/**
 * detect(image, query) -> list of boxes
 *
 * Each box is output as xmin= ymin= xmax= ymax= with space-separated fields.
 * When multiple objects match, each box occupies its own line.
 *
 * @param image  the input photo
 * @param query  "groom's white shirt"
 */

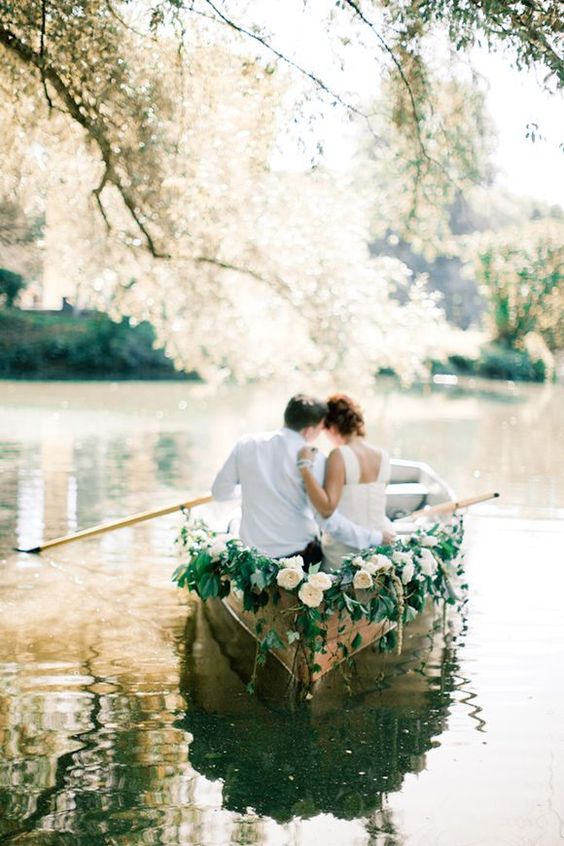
xmin=211 ymin=427 xmax=383 ymax=558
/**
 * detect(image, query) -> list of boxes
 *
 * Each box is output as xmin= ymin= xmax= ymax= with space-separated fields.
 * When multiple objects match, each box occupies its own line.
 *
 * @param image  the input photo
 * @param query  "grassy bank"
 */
xmin=0 ymin=309 xmax=196 ymax=380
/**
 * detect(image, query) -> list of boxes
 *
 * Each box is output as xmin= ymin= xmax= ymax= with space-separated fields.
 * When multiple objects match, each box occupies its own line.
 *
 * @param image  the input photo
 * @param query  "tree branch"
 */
xmin=193 ymin=0 xmax=382 ymax=139
xmin=195 ymin=255 xmax=298 ymax=308
xmin=39 ymin=0 xmax=54 ymax=111
xmin=0 ymin=24 xmax=169 ymax=258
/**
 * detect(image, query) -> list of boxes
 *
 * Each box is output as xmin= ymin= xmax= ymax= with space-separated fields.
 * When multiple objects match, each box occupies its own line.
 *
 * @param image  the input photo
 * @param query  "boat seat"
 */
xmin=385 ymin=482 xmax=428 ymax=520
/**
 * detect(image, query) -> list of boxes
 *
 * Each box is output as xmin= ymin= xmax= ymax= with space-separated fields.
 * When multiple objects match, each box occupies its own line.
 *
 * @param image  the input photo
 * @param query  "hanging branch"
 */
xmin=0 ymin=24 xmax=168 ymax=258
xmin=39 ymin=0 xmax=54 ymax=111
xmin=196 ymin=0 xmax=381 ymax=139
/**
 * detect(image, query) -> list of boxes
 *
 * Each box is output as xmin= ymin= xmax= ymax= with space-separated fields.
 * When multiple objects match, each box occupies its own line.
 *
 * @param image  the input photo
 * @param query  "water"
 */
xmin=1 ymin=378 xmax=563 ymax=845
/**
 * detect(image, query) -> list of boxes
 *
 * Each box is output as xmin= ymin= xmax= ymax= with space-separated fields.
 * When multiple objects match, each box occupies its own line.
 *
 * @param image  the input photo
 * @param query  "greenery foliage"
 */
xmin=173 ymin=517 xmax=465 ymax=691
xmin=1 ymin=2 xmax=561 ymax=383
xmin=432 ymin=344 xmax=549 ymax=383
xmin=473 ymin=222 xmax=564 ymax=350
xmin=0 ymin=268 xmax=26 ymax=307
xmin=0 ymin=309 xmax=189 ymax=378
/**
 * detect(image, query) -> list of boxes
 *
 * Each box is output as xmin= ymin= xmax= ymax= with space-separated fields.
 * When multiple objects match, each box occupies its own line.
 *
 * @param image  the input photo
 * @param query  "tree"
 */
xmin=0 ymin=267 xmax=26 ymax=307
xmin=472 ymin=219 xmax=564 ymax=350
xmin=0 ymin=1 xmax=560 ymax=379
xmin=0 ymin=1 xmax=561 ymax=258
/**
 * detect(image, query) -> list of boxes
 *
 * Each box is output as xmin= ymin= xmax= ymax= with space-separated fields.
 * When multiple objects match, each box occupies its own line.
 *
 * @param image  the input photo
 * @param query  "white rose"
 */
xmin=361 ymin=559 xmax=378 ymax=575
xmin=307 ymin=572 xmax=332 ymax=592
xmin=277 ymin=567 xmax=304 ymax=590
xmin=418 ymin=548 xmax=437 ymax=576
xmin=420 ymin=535 xmax=439 ymax=547
xmin=373 ymin=553 xmax=393 ymax=571
xmin=278 ymin=555 xmax=305 ymax=571
xmin=401 ymin=562 xmax=415 ymax=584
xmin=392 ymin=550 xmax=413 ymax=566
xmin=353 ymin=569 xmax=373 ymax=590
xmin=298 ymin=582 xmax=324 ymax=608
xmin=351 ymin=556 xmax=365 ymax=569
xmin=209 ymin=540 xmax=227 ymax=560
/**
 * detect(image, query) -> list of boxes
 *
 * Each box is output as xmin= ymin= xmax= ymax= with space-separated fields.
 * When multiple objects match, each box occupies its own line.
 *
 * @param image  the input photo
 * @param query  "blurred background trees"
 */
xmin=0 ymin=1 xmax=561 ymax=381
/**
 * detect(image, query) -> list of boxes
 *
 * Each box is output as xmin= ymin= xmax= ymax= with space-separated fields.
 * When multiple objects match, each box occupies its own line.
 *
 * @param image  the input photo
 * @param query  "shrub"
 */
xmin=0 ymin=310 xmax=191 ymax=378
xmin=0 ymin=268 xmax=26 ymax=307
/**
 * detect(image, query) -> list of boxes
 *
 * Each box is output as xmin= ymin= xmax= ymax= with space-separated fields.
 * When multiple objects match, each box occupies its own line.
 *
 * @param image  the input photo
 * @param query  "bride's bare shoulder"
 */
xmin=327 ymin=446 xmax=345 ymax=463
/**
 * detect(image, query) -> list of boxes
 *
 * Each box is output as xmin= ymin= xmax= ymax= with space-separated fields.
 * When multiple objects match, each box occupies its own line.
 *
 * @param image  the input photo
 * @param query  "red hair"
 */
xmin=324 ymin=394 xmax=366 ymax=437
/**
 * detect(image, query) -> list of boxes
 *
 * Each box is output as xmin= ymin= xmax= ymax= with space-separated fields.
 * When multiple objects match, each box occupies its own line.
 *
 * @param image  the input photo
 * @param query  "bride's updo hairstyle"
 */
xmin=324 ymin=394 xmax=366 ymax=437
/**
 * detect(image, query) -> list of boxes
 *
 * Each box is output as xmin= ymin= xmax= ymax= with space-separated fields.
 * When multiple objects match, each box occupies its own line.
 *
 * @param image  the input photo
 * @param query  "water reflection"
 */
xmin=178 ymin=602 xmax=469 ymax=825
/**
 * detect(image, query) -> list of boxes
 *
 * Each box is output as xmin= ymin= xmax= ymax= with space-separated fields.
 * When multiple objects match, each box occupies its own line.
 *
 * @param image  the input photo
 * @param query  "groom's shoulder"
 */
xmin=236 ymin=429 xmax=278 ymax=448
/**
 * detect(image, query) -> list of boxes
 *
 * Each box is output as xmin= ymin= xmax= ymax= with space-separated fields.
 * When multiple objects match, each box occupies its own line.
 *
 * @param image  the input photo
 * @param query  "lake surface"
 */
xmin=1 ymin=378 xmax=563 ymax=845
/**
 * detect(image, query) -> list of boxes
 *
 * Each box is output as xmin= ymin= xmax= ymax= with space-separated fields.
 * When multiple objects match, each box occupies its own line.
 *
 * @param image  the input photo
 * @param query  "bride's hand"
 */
xmin=298 ymin=446 xmax=316 ymax=462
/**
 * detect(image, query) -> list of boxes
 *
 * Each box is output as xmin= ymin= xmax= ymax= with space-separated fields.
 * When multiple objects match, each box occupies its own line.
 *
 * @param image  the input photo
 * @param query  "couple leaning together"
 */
xmin=211 ymin=393 xmax=396 ymax=571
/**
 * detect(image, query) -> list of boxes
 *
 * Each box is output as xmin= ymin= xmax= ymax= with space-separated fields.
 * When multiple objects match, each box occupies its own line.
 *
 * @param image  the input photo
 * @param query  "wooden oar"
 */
xmin=399 ymin=491 xmax=499 ymax=521
xmin=16 ymin=493 xmax=213 ymax=554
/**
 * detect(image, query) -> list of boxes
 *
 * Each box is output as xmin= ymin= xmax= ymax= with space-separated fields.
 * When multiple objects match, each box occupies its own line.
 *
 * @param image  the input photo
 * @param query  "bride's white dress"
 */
xmin=322 ymin=444 xmax=391 ymax=570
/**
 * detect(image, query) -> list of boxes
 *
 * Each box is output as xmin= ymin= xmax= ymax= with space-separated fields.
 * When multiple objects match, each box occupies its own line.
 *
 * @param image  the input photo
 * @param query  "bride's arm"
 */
xmin=298 ymin=448 xmax=345 ymax=517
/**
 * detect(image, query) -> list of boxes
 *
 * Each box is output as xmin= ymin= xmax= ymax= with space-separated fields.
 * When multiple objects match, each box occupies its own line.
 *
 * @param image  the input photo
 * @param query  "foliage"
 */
xmin=363 ymin=70 xmax=496 ymax=255
xmin=409 ymin=0 xmax=562 ymax=86
xmin=0 ymin=309 xmax=188 ymax=378
xmin=173 ymin=516 xmax=465 ymax=691
xmin=1 ymin=1 xmax=560 ymax=382
xmin=431 ymin=343 xmax=549 ymax=383
xmin=0 ymin=4 xmax=452 ymax=382
xmin=0 ymin=268 xmax=26 ymax=307
xmin=472 ymin=221 xmax=564 ymax=350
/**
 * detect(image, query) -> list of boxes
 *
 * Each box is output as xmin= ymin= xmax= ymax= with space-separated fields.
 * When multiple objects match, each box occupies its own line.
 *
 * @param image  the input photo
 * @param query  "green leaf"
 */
xmin=404 ymin=605 xmax=418 ymax=623
xmin=250 ymin=569 xmax=268 ymax=591
xmin=199 ymin=571 xmax=220 ymax=599
xmin=351 ymin=633 xmax=363 ymax=651
xmin=171 ymin=563 xmax=186 ymax=583
xmin=194 ymin=551 xmax=212 ymax=578
xmin=261 ymin=630 xmax=285 ymax=651
xmin=287 ymin=630 xmax=300 ymax=644
xmin=343 ymin=594 xmax=355 ymax=613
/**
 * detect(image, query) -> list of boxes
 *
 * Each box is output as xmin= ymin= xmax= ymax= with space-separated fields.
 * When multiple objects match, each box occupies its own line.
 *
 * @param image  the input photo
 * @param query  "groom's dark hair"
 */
xmin=284 ymin=394 xmax=328 ymax=431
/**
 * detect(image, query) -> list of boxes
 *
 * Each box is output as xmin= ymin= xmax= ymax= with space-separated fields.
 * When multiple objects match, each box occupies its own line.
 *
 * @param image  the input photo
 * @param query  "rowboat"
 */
xmin=176 ymin=458 xmax=468 ymax=695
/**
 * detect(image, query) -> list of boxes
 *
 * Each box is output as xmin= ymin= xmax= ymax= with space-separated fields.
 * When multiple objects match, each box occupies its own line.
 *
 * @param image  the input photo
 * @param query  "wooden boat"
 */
xmin=187 ymin=458 xmax=460 ymax=692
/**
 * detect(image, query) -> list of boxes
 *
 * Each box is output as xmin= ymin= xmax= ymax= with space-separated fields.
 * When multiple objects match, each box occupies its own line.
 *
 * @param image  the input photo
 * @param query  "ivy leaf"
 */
xmin=351 ymin=633 xmax=363 ymax=651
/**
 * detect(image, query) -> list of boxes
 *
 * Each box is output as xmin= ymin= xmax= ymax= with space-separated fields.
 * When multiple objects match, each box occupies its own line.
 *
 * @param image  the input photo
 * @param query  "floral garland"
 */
xmin=173 ymin=516 xmax=466 ymax=691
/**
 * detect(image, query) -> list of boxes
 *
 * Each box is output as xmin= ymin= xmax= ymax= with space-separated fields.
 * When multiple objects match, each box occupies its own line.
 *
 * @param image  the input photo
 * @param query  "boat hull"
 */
xmin=221 ymin=588 xmax=394 ymax=685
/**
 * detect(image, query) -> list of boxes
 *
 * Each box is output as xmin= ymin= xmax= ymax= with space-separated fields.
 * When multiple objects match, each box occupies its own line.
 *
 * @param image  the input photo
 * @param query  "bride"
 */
xmin=298 ymin=393 xmax=394 ymax=570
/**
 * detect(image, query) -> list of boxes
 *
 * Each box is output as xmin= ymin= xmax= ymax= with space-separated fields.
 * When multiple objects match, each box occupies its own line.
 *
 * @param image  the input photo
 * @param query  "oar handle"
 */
xmin=407 ymin=491 xmax=499 ymax=520
xmin=17 ymin=493 xmax=213 ymax=553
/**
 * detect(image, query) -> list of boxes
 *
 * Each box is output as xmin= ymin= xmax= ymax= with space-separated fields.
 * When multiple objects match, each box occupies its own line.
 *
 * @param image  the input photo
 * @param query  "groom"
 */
xmin=211 ymin=393 xmax=394 ymax=566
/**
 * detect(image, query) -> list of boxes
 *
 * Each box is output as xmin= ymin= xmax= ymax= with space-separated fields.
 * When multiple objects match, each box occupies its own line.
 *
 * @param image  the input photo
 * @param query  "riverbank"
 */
xmin=0 ymin=308 xmax=197 ymax=380
xmin=1 ymin=309 xmax=559 ymax=383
